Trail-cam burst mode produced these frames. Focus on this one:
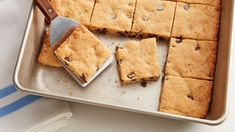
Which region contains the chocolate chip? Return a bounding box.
[184,4,190,11]
[195,44,200,50]
[187,94,194,100]
[132,79,137,82]
[156,5,164,11]
[141,82,147,87]
[64,57,72,62]
[127,72,136,79]
[142,16,150,21]
[175,37,182,43]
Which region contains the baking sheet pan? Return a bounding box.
[14,0,234,125]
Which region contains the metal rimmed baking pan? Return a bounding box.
[14,0,234,125]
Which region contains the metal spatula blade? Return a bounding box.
[50,16,79,48]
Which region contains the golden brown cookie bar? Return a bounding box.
[64,0,96,26]
[175,0,221,7]
[55,25,111,82]
[131,0,176,38]
[165,38,217,80]
[38,29,61,67]
[159,75,213,118]
[171,2,220,40]
[116,38,160,84]
[90,0,136,36]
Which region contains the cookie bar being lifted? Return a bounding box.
[171,2,220,40]
[55,25,111,83]
[90,0,136,36]
[131,0,176,38]
[159,75,213,118]
[165,38,217,80]
[116,38,160,84]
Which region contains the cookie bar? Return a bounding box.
[54,25,111,82]
[165,38,217,80]
[38,29,61,67]
[171,2,220,40]
[116,38,160,84]
[64,0,96,26]
[175,0,221,7]
[159,75,213,118]
[131,0,176,38]
[90,0,136,36]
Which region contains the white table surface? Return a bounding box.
[1,0,235,131]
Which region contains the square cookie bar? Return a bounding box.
[159,75,213,118]
[165,38,217,80]
[90,0,136,36]
[64,0,96,26]
[131,0,176,38]
[116,38,160,84]
[55,25,111,83]
[171,2,220,40]
[38,29,61,67]
[175,0,221,7]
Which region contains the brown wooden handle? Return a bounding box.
[34,0,58,22]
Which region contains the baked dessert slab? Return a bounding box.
[159,75,213,118]
[174,0,221,7]
[64,0,96,26]
[54,25,111,82]
[116,38,160,84]
[165,38,217,80]
[131,0,176,38]
[38,29,61,67]
[171,2,220,40]
[90,0,136,36]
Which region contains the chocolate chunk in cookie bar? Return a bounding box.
[159,75,213,118]
[90,0,136,36]
[55,25,111,82]
[115,38,160,84]
[131,0,176,38]
[171,2,220,40]
[165,38,217,80]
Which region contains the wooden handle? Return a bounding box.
[34,0,58,22]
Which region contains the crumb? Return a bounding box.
[137,97,140,100]
[141,82,147,87]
